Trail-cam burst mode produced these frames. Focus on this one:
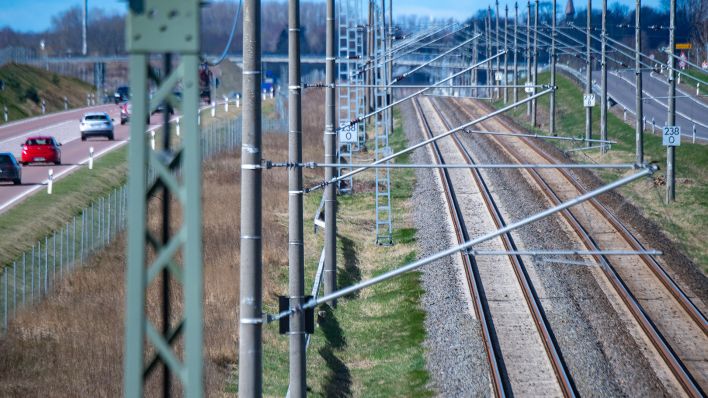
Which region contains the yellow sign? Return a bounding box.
[676,43,692,50]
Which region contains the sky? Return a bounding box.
[0,0,665,33]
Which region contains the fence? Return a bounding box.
[0,114,287,333]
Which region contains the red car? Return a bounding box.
[20,136,62,165]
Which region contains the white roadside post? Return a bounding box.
[224,96,229,112]
[698,83,700,96]
[623,108,627,121]
[652,117,656,134]
[47,169,53,195]
[150,130,156,150]
[692,125,696,143]
[88,147,94,170]
[176,117,181,136]
[236,93,240,108]
[211,101,216,117]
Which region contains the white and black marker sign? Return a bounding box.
[495,72,503,82]
[338,122,358,144]
[47,168,53,194]
[583,94,596,107]
[662,125,681,146]
[524,81,534,94]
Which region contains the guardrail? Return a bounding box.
[0,114,287,334]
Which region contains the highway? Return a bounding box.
[0,104,160,213]
[591,69,708,142]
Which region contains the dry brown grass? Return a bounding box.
[0,90,325,396]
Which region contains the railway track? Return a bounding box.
[412,97,575,397]
[434,95,707,397]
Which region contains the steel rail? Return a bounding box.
[462,97,708,333]
[451,98,706,397]
[429,97,577,397]
[411,97,506,397]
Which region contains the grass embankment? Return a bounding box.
[0,92,432,396]
[681,68,707,96]
[257,107,431,396]
[498,72,708,271]
[0,104,243,269]
[0,63,94,120]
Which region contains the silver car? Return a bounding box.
[80,112,115,141]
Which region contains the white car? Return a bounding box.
[80,112,115,141]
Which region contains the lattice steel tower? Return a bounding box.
[124,0,204,396]
[372,0,393,245]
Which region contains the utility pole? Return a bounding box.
[600,0,608,152]
[550,0,557,135]
[532,0,539,127]
[514,2,519,103]
[324,0,337,305]
[496,0,500,99]
[239,0,263,395]
[82,0,88,56]
[635,0,643,165]
[526,1,532,117]
[666,0,676,202]
[504,5,509,104]
[287,0,306,395]
[585,0,593,143]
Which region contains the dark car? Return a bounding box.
[0,152,22,185]
[114,86,130,104]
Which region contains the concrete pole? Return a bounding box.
[82,0,88,56]
[532,0,539,127]
[514,2,519,103]
[585,0,593,143]
[504,5,509,104]
[635,0,643,165]
[526,1,532,117]
[600,0,608,152]
[324,0,337,306]
[667,0,676,202]
[287,0,306,395]
[550,0,557,135]
[238,0,263,395]
[496,0,500,99]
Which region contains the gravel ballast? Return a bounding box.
[400,100,492,396]
[399,94,679,396]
